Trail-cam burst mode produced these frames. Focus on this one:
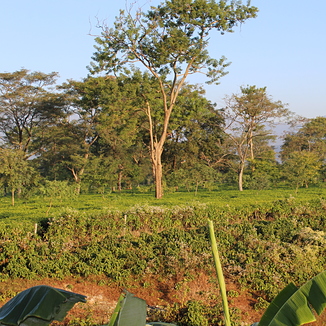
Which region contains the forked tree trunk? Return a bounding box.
[154,163,163,199]
[144,88,175,199]
[152,146,164,199]
[69,168,83,194]
[147,99,168,199]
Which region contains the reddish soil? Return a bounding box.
[0,273,325,325]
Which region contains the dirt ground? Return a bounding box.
[0,273,325,325]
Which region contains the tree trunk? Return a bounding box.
[117,170,123,192]
[145,98,172,199]
[68,168,82,194]
[11,188,15,206]
[249,130,255,172]
[238,163,245,191]
[75,183,81,195]
[195,181,199,196]
[153,156,163,199]
[67,152,90,195]
[150,141,164,199]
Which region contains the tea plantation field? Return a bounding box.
[0,187,325,325]
[1,187,326,225]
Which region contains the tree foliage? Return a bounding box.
[90,0,258,198]
[281,151,322,191]
[0,148,38,205]
[281,116,326,162]
[0,69,66,158]
[3,4,325,196]
[222,85,289,191]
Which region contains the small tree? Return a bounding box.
[222,85,289,191]
[38,180,77,216]
[281,116,326,162]
[281,151,322,192]
[246,158,279,190]
[90,0,258,198]
[0,148,37,205]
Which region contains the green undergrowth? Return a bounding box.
[0,189,325,325]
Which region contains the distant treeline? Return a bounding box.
[0,69,325,202]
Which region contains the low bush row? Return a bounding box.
[0,198,325,304]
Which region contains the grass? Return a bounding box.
[0,186,326,226]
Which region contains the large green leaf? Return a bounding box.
[300,270,326,315]
[147,323,177,325]
[0,285,86,326]
[107,293,125,326]
[108,291,147,326]
[256,270,326,326]
[107,291,177,326]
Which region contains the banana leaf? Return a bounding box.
[253,270,326,326]
[146,323,177,325]
[107,293,126,326]
[0,285,86,326]
[107,291,176,326]
[107,291,147,326]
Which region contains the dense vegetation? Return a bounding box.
[0,68,325,203]
[0,189,325,325]
[1,1,325,325]
[0,0,325,201]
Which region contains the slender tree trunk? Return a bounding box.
[249,130,255,172]
[75,183,81,195]
[11,188,15,206]
[154,164,163,199]
[236,141,246,191]
[117,170,123,192]
[67,150,93,195]
[295,183,299,194]
[144,80,176,198]
[238,163,245,191]
[152,146,163,199]
[195,181,199,195]
[146,100,166,199]
[69,167,83,194]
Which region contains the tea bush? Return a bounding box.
[0,190,325,324]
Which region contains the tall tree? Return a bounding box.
[89,0,258,198]
[59,77,105,192]
[0,69,66,157]
[222,85,289,191]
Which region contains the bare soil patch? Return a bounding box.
[0,273,324,325]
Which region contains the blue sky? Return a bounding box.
[1,0,325,118]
